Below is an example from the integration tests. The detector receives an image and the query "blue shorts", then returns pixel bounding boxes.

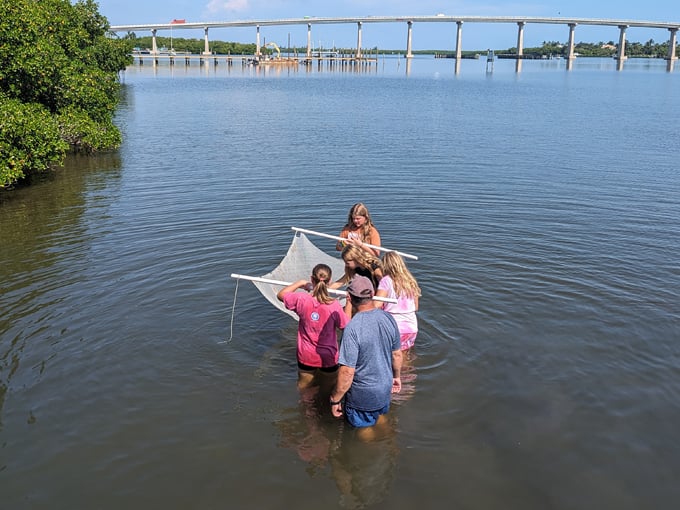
[343,402,390,428]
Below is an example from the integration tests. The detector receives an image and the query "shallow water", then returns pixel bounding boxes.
[1,56,679,509]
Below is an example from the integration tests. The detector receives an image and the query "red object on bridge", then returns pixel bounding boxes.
[170,19,186,24]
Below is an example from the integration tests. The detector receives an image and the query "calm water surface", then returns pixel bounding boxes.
[1,57,679,509]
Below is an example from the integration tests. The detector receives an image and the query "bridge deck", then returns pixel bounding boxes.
[112,15,680,33]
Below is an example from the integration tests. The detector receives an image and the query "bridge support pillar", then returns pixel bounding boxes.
[256,25,261,57]
[203,27,211,55]
[566,23,577,70]
[515,22,525,72]
[666,28,678,72]
[306,23,312,58]
[151,28,158,55]
[406,21,413,59]
[356,22,362,58]
[454,21,463,74]
[616,25,628,71]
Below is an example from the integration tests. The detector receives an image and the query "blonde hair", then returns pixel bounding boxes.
[311,263,334,304]
[343,202,375,243]
[341,245,383,285]
[381,251,421,299]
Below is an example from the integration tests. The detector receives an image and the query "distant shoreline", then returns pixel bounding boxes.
[130,35,678,60]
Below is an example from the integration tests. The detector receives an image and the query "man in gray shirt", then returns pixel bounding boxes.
[330,275,402,432]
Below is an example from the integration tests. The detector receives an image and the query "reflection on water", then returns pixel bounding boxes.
[276,385,336,475]
[331,422,399,510]
[391,350,418,405]
[275,377,400,509]
[0,153,122,430]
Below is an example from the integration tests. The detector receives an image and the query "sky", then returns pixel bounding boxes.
[98,1,680,51]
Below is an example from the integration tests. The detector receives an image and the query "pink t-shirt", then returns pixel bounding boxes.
[378,275,418,334]
[283,292,349,368]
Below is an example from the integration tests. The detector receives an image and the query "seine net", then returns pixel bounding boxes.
[252,232,346,320]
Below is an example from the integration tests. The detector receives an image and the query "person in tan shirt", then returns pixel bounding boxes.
[336,202,381,257]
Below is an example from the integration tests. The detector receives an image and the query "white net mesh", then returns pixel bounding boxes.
[252,232,346,320]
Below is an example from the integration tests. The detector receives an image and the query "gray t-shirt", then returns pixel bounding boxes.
[339,308,401,411]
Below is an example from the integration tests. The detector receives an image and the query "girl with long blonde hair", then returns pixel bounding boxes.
[335,202,382,257]
[332,244,384,290]
[375,251,421,351]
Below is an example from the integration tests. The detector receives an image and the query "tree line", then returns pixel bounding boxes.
[0,0,132,189]
[130,35,256,56]
[131,33,678,59]
[508,39,678,58]
[427,39,678,58]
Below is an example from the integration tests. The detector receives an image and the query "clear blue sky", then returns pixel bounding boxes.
[98,1,679,51]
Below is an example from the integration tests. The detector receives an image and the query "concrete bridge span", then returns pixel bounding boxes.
[110,15,680,72]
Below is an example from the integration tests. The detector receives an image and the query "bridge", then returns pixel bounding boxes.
[110,16,680,72]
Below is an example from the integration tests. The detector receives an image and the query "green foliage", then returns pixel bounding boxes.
[0,0,133,188]
[0,95,68,186]
[132,35,256,56]
[502,39,678,58]
[57,107,122,154]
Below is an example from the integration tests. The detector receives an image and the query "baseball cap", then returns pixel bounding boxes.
[347,275,374,299]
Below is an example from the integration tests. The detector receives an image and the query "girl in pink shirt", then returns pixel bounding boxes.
[375,252,421,351]
[277,264,350,389]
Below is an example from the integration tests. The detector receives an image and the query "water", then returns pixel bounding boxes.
[1,56,679,509]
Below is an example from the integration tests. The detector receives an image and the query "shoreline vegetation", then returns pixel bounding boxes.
[0,0,133,190]
[132,35,678,60]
